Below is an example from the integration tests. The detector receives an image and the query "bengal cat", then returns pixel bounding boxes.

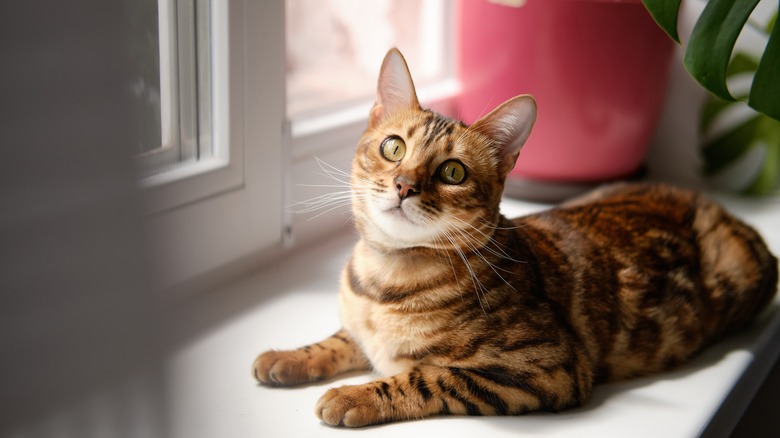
[253,49,778,427]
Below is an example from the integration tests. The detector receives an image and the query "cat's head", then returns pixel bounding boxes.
[352,49,536,250]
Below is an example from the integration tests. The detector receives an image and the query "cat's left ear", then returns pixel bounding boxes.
[471,95,537,178]
[369,49,421,127]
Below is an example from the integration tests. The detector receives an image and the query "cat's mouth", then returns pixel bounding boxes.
[379,201,425,228]
[386,205,412,222]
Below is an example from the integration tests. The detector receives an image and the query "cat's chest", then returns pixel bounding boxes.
[339,243,455,375]
[340,292,444,375]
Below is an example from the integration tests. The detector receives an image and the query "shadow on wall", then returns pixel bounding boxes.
[0,2,164,436]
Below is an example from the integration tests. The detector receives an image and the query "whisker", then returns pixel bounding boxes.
[437,224,490,314]
[305,201,355,221]
[450,216,523,263]
[297,183,352,189]
[287,190,370,215]
[288,191,350,207]
[448,223,515,292]
[313,156,374,187]
[424,219,463,294]
[314,156,351,177]
[287,157,384,219]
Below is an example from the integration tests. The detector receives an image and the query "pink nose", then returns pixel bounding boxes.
[394,177,419,200]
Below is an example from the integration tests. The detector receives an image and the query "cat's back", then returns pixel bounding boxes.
[509,182,778,381]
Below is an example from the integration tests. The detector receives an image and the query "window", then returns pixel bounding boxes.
[143,0,456,291]
[286,0,450,118]
[128,0,163,159]
[131,0,211,178]
[144,1,286,291]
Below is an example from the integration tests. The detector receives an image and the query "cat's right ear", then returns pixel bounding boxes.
[470,95,537,178]
[370,49,421,127]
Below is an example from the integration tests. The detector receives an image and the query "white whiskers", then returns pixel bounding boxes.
[287,157,374,222]
[420,210,525,316]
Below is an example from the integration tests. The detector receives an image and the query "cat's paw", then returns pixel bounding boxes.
[253,349,336,386]
[315,385,384,427]
[252,350,309,386]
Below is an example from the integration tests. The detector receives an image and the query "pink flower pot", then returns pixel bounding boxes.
[456,0,674,201]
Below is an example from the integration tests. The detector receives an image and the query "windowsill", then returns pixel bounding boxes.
[164,192,780,438]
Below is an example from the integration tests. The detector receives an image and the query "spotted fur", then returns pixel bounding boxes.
[253,49,778,427]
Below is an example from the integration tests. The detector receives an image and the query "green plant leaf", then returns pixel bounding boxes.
[702,115,762,176]
[701,102,780,194]
[747,115,780,194]
[641,0,682,42]
[748,16,780,121]
[726,52,759,77]
[683,0,760,102]
[744,142,779,195]
[700,97,734,132]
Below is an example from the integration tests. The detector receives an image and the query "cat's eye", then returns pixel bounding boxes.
[381,137,406,162]
[438,160,467,185]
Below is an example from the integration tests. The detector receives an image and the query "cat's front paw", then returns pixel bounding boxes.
[315,385,385,427]
[253,350,327,386]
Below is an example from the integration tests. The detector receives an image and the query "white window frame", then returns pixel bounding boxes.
[137,0,208,181]
[142,0,232,211]
[146,0,286,293]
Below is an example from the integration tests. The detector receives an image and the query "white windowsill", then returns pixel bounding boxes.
[165,192,780,438]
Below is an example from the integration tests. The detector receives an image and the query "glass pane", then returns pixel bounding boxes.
[128,0,163,155]
[132,0,211,179]
[286,0,449,118]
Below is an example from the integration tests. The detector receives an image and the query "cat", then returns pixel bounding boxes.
[253,48,778,427]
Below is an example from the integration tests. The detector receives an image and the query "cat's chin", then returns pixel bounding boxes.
[364,204,438,249]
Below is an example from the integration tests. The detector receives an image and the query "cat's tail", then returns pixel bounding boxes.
[693,195,779,340]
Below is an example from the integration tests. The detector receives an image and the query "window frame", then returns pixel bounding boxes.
[141,0,225,212]
[136,0,210,181]
[146,0,287,293]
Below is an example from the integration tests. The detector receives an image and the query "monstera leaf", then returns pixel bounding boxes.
[643,0,780,121]
[643,0,780,194]
[700,50,780,195]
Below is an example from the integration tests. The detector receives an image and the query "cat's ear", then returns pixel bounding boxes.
[471,95,537,178]
[369,49,421,127]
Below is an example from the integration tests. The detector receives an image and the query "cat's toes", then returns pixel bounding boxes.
[315,385,383,427]
[252,350,307,386]
[253,349,338,386]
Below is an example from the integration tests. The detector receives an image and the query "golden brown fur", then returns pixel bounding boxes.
[253,49,778,427]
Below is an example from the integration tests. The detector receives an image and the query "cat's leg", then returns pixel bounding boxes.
[316,364,588,427]
[253,329,369,386]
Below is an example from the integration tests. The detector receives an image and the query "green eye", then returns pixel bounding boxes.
[438,160,467,185]
[381,137,406,162]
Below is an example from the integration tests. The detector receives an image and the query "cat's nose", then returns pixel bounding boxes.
[394,176,420,200]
